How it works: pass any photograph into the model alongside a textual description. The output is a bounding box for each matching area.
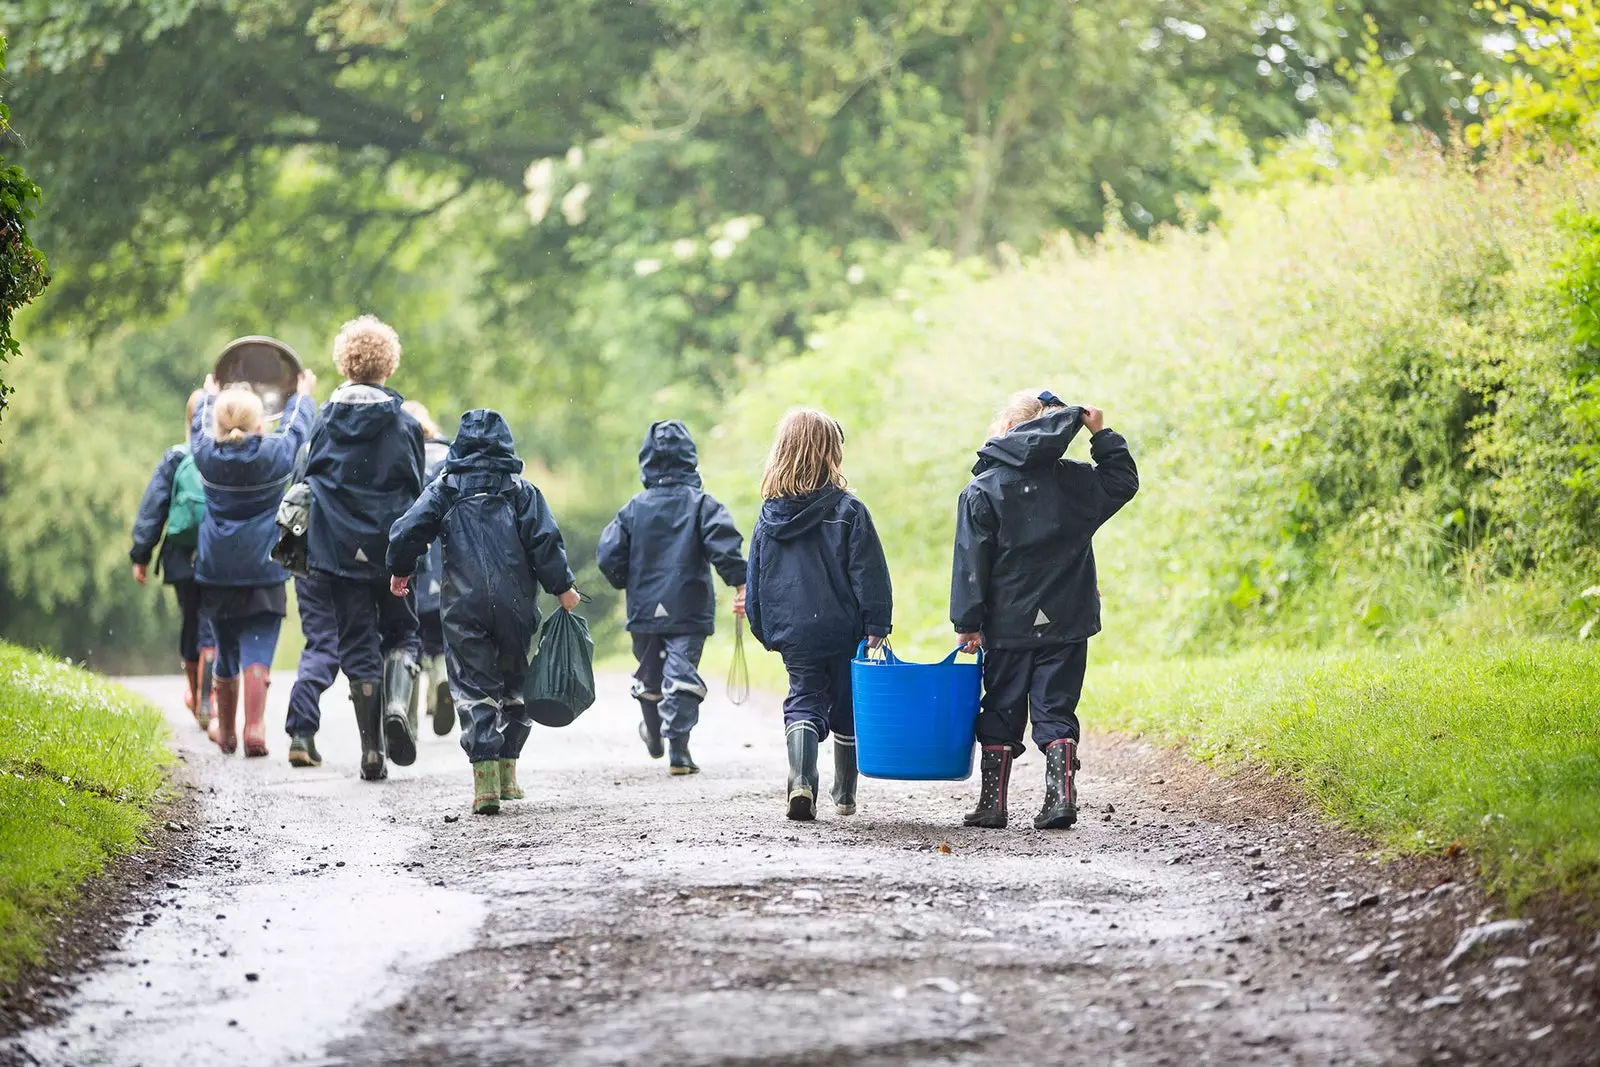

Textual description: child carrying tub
[950,391,1139,830]
[387,409,581,815]
[746,409,892,821]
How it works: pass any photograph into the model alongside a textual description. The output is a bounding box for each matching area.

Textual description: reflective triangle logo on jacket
[354,547,369,563]
[654,603,670,618]
[1034,608,1050,626]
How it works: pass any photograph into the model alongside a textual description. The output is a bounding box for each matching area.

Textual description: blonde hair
[989,389,1068,438]
[401,400,441,440]
[214,386,266,443]
[760,408,849,499]
[333,315,401,384]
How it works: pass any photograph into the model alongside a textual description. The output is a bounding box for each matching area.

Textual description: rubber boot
[426,656,453,736]
[831,735,859,816]
[668,735,699,776]
[382,650,419,767]
[1033,738,1080,830]
[241,664,271,758]
[964,745,1013,829]
[499,759,524,801]
[352,679,387,781]
[406,666,420,737]
[635,692,665,759]
[472,761,501,815]
[197,647,215,730]
[287,733,322,768]
[785,723,819,821]
[210,675,240,755]
[182,659,201,723]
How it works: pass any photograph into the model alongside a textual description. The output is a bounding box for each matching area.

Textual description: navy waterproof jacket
[387,410,575,643]
[130,443,198,584]
[950,408,1139,648]
[746,486,892,660]
[595,421,747,635]
[413,436,451,616]
[304,383,425,582]
[189,392,317,588]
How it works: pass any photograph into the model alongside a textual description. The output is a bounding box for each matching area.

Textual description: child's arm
[595,503,633,590]
[130,448,182,570]
[847,501,893,643]
[387,480,449,583]
[515,484,577,597]
[1084,409,1139,523]
[745,526,766,646]
[949,486,997,643]
[696,493,748,589]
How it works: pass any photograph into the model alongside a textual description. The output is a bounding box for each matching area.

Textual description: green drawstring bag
[524,608,596,727]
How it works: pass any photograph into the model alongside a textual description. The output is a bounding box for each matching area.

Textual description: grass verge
[0,642,171,982]
[1088,637,1600,908]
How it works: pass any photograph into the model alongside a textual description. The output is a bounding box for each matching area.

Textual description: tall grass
[704,148,1600,662]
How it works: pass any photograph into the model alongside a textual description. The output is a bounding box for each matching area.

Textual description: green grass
[1089,637,1600,907]
[0,642,171,980]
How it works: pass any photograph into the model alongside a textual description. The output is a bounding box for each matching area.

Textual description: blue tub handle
[940,645,983,667]
[856,639,898,663]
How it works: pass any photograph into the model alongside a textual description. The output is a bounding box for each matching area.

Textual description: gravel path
[4,673,1594,1066]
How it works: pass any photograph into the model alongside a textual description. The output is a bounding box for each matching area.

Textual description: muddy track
[4,674,1596,1066]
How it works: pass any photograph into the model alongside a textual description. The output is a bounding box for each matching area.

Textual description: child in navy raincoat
[402,400,454,739]
[387,409,580,815]
[190,371,318,758]
[950,390,1139,830]
[304,315,426,782]
[746,409,892,821]
[596,420,747,775]
[129,389,216,728]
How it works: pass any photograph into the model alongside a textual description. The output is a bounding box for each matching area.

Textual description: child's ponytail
[213,386,266,443]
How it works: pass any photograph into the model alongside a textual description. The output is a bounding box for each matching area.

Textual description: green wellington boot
[472,761,502,815]
[287,733,323,768]
[499,759,524,801]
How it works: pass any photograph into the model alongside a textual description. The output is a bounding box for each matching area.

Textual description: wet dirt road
[8,674,1596,1066]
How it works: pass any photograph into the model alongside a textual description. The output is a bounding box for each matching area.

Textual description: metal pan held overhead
[213,335,303,421]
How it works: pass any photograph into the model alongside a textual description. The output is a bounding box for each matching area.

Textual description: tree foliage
[0,33,50,427]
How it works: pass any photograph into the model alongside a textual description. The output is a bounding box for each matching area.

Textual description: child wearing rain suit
[596,420,747,775]
[950,391,1139,830]
[387,409,580,815]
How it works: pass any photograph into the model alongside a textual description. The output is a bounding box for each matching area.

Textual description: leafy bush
[704,148,1600,660]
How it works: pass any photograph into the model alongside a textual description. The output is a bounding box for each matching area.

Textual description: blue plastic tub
[851,642,981,781]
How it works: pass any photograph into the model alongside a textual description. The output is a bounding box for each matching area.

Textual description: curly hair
[332,315,401,384]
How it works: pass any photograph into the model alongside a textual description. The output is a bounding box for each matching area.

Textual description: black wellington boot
[964,745,1013,829]
[382,650,419,767]
[636,695,665,759]
[667,735,699,776]
[1033,738,1080,830]
[831,735,858,816]
[785,723,819,821]
[352,680,387,781]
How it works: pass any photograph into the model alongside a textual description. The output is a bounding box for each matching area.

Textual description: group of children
[135,315,1139,827]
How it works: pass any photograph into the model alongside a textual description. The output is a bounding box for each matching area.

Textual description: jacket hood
[973,407,1084,475]
[759,485,845,541]
[639,420,702,488]
[445,409,524,475]
[324,383,405,443]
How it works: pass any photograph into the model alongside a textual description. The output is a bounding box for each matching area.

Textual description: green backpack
[165,451,206,548]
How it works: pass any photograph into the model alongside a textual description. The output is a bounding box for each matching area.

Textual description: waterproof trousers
[631,633,707,739]
[977,641,1087,756]
[780,652,854,744]
[286,573,340,737]
[172,580,215,663]
[448,620,535,764]
[319,574,420,681]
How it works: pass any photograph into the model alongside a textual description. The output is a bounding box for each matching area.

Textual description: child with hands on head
[950,390,1138,831]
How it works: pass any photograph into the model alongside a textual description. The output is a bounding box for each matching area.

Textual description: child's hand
[1080,405,1105,433]
[389,575,410,597]
[132,563,148,586]
[203,373,220,396]
[557,588,581,612]
[732,585,747,618]
[296,369,318,395]
[957,632,982,654]
[865,634,885,650]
